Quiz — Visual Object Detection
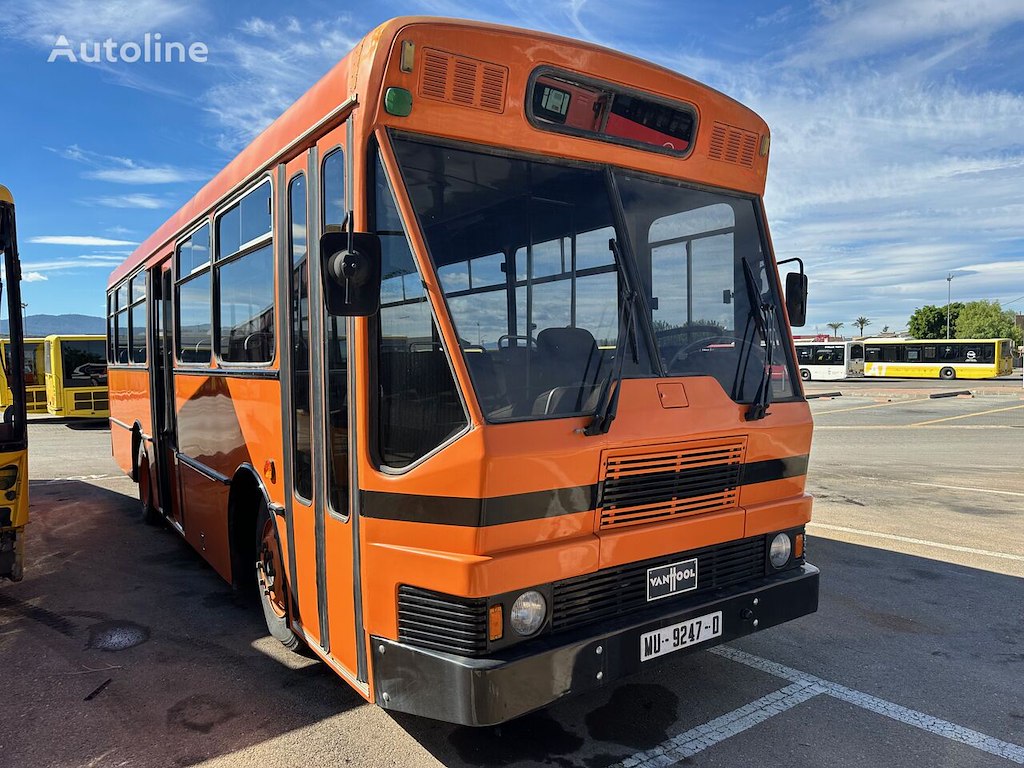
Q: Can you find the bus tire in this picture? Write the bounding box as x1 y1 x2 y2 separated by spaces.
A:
137 451 162 526
255 502 301 652
800 368 811 381
939 367 956 380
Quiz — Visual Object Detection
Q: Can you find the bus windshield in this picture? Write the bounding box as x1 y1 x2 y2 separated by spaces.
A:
390 135 795 422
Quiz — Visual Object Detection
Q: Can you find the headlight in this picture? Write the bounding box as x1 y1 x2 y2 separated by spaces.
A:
769 533 792 568
509 590 547 636
0 465 18 491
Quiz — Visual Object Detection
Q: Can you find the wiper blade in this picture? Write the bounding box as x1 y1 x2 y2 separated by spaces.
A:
741 258 774 421
585 238 636 436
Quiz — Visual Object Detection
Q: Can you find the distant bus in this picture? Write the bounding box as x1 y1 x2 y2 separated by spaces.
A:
43 335 109 417
862 338 1014 380
0 337 47 413
795 340 864 381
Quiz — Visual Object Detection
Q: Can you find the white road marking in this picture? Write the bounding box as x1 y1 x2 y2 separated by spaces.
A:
713 646 1024 765
808 522 1024 563
613 646 1024 767
907 481 1024 498
618 681 826 768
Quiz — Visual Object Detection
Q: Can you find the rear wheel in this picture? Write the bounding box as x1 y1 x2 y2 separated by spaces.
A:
800 368 811 381
939 367 956 380
256 503 301 651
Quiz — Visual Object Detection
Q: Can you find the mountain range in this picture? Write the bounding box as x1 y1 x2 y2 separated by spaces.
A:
1 314 106 337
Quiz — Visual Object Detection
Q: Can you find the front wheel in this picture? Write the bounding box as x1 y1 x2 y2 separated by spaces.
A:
939 367 956 380
800 368 811 381
256 503 302 651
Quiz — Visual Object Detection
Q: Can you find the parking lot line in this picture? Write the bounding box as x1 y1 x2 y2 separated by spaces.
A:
615 646 1024 767
808 522 1024 563
811 398 930 415
618 680 826 768
911 403 1024 427
908 481 1024 498
712 646 1024 764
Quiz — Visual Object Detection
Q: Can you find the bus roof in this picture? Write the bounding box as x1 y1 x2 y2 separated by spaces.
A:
108 16 768 287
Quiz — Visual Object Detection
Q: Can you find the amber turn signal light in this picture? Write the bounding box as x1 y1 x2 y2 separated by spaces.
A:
794 533 804 559
488 604 503 641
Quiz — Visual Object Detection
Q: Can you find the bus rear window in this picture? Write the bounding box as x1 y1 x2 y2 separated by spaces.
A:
527 70 696 157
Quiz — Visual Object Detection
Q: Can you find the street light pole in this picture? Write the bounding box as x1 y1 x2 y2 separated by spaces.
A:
946 273 954 340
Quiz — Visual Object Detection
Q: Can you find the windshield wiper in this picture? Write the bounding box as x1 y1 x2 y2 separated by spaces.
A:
585 238 638 436
740 258 775 421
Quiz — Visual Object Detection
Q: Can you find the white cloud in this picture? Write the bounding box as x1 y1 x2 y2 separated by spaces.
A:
91 193 167 208
29 236 137 246
23 272 48 282
1 0 200 48
203 15 361 151
793 0 1024 66
51 145 206 185
21 258 124 272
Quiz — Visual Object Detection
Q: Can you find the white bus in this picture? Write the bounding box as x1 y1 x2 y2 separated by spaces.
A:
795 340 864 381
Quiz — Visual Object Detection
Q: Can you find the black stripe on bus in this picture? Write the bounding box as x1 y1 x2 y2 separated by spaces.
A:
360 454 809 527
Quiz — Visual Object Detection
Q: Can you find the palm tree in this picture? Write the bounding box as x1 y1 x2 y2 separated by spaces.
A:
826 322 844 338
854 316 871 336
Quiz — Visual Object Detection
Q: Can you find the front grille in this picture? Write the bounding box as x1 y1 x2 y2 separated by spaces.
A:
73 391 108 412
551 536 766 633
397 585 487 655
599 438 745 529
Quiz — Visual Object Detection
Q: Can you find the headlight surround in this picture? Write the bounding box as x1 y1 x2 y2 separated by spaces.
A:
0 465 18 491
509 590 547 636
769 533 792 568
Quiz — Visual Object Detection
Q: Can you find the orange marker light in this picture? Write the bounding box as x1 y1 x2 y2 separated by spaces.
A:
488 604 503 641
794 534 804 559
263 459 276 484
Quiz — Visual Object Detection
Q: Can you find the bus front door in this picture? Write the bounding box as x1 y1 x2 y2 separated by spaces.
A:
148 262 181 528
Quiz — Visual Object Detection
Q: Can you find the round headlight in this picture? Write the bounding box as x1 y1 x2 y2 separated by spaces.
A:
769 533 792 568
509 590 547 636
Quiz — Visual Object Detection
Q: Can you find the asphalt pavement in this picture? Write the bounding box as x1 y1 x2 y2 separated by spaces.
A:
1 401 1021 768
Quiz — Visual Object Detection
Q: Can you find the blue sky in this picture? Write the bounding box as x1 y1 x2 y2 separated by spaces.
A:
1 0 1022 334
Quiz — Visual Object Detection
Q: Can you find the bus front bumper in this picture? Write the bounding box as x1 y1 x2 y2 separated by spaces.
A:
371 563 819 726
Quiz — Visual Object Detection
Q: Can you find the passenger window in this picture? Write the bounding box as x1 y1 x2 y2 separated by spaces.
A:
215 182 274 364
175 224 212 363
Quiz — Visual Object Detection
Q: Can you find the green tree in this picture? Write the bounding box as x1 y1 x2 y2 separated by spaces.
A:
826 322 844 337
908 303 963 339
854 316 871 336
954 300 1023 345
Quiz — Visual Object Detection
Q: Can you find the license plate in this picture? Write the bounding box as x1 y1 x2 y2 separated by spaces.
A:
639 611 723 662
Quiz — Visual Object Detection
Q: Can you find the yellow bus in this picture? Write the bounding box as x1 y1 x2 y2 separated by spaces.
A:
0 185 29 581
106 17 817 724
863 338 1014 380
0 337 46 413
43 335 109 417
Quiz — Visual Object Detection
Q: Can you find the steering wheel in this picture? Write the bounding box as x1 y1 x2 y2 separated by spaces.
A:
667 335 764 375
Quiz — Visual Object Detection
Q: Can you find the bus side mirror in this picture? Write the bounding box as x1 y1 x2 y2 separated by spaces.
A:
785 272 808 327
320 232 382 317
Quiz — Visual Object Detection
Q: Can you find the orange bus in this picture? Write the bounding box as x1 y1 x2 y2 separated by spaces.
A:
107 17 817 725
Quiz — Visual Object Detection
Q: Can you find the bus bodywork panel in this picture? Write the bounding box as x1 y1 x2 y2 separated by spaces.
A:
0 448 29 580
108 367 153 474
